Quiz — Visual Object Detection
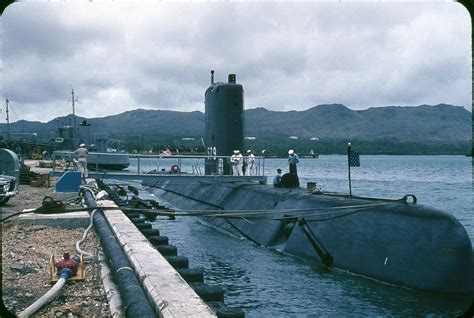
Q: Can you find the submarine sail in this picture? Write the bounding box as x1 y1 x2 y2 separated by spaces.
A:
204 71 244 175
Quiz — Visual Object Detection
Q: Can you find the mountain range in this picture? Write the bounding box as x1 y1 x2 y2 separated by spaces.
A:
2 103 472 144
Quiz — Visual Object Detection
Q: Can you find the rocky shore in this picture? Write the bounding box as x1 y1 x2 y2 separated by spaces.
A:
1 183 112 317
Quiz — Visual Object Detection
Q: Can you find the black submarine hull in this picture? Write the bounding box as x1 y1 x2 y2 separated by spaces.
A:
143 177 473 294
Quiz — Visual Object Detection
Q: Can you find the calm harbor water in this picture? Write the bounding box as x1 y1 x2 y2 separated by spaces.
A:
128 155 472 317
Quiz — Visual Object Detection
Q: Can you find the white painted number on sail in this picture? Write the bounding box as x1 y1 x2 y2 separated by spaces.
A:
207 147 217 159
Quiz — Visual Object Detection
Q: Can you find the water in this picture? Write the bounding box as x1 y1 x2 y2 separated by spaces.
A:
128 155 472 317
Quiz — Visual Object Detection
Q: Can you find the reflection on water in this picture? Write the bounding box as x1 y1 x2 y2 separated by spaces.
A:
134 155 472 316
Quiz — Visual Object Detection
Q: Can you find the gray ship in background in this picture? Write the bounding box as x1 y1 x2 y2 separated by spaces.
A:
52 89 130 170
142 71 473 295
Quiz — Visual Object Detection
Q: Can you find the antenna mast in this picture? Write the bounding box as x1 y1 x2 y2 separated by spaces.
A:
71 88 77 131
71 88 79 145
5 96 11 144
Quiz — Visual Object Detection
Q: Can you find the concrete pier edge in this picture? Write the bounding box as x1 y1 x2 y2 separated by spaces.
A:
96 200 217 317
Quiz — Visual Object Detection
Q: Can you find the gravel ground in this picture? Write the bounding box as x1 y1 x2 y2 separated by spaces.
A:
1 183 112 317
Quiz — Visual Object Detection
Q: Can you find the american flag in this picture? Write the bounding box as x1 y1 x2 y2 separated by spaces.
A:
159 149 172 158
348 150 360 167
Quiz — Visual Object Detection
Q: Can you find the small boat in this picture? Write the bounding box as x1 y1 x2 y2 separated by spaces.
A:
299 150 319 159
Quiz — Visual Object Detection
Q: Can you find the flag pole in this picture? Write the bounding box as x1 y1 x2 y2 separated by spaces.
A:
347 142 352 198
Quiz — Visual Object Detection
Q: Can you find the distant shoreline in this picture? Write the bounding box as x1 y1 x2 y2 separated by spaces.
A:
261 154 471 158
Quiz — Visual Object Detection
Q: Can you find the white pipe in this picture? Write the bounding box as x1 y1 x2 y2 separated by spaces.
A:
75 209 97 262
18 277 67 318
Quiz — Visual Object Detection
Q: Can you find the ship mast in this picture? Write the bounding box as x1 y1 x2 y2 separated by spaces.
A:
70 88 78 146
5 96 10 144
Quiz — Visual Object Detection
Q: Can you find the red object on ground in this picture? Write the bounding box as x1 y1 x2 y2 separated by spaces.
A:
55 252 79 276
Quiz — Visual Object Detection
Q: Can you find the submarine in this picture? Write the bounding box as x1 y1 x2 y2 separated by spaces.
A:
142 71 474 295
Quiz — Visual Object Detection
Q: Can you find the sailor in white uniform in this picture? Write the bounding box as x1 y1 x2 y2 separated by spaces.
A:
230 150 243 176
74 143 89 179
246 149 255 176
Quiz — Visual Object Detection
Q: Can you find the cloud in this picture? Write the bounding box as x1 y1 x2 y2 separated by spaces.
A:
1 2 471 123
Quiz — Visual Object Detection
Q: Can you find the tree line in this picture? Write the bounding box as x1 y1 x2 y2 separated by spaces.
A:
119 135 472 156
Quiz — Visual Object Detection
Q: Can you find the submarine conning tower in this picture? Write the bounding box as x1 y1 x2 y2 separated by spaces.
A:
204 71 244 175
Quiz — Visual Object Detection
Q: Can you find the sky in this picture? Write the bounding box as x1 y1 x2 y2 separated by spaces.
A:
1 2 471 123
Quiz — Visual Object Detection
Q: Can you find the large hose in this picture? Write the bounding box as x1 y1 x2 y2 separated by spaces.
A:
18 269 72 318
81 188 156 317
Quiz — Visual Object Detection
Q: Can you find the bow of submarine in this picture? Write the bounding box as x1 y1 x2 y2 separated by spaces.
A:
143 177 474 295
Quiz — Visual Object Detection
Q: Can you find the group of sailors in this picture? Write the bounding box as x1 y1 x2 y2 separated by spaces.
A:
231 148 300 187
230 149 255 176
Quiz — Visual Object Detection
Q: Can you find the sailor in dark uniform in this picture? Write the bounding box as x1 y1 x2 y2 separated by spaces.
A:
288 149 300 187
273 168 282 188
